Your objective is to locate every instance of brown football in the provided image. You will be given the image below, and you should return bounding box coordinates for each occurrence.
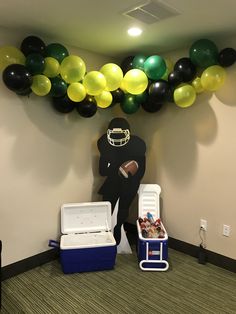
[119,160,139,178]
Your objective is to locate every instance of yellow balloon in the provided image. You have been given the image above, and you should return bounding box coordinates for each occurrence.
[100,63,123,91]
[201,65,226,91]
[31,75,51,96]
[161,69,169,81]
[43,57,60,78]
[174,84,196,108]
[161,57,174,80]
[0,46,25,71]
[122,69,148,95]
[119,79,128,93]
[67,83,86,102]
[60,55,86,83]
[95,91,113,108]
[192,77,204,94]
[83,71,106,96]
[165,57,174,71]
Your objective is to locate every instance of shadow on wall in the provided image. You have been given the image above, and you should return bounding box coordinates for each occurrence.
[0,85,112,186]
[158,95,218,186]
[91,154,102,202]
[17,96,83,185]
[90,91,218,190]
[215,65,236,106]
[121,91,218,187]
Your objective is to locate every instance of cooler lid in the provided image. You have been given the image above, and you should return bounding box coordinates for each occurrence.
[61,201,112,234]
[138,184,161,219]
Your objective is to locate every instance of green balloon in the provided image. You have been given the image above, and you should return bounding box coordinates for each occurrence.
[189,39,218,68]
[120,94,140,114]
[135,91,148,104]
[132,54,146,70]
[25,53,45,75]
[45,43,69,63]
[50,77,67,98]
[144,55,166,80]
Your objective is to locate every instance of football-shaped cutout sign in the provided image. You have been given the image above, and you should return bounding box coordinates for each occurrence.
[119,160,139,178]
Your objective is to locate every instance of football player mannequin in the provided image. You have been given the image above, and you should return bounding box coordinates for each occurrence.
[97,118,146,248]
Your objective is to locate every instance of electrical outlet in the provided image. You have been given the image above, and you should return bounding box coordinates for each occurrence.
[223,224,230,237]
[200,219,207,231]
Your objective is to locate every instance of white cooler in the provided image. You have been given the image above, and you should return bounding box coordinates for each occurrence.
[137,184,169,271]
[60,201,117,274]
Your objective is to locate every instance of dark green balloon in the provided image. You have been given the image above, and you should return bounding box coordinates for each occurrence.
[135,91,148,104]
[189,39,218,68]
[120,94,140,114]
[50,77,67,98]
[45,43,69,63]
[132,55,146,70]
[25,53,45,75]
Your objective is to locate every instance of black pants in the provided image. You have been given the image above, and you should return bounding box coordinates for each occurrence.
[102,188,137,245]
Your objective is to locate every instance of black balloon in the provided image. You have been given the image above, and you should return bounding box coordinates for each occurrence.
[2,64,32,93]
[111,88,125,105]
[168,70,183,87]
[21,35,46,56]
[16,87,32,96]
[167,86,175,103]
[52,95,75,113]
[141,97,163,113]
[149,80,170,103]
[76,96,97,118]
[120,55,134,74]
[174,57,197,82]
[218,48,236,67]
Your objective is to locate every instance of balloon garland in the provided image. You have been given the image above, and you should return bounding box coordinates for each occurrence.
[0,36,236,117]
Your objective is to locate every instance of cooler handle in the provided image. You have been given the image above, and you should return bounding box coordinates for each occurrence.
[48,239,60,248]
[139,259,169,271]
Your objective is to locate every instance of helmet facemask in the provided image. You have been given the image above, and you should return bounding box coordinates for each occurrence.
[107,128,130,146]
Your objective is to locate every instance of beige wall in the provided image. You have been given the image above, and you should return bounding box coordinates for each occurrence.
[0,28,115,266]
[128,37,236,260]
[1,28,236,266]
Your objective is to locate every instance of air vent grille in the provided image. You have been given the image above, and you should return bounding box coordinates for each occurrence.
[126,8,159,24]
[124,1,180,24]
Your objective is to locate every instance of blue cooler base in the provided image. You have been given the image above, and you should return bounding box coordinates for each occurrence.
[138,238,168,269]
[60,245,117,274]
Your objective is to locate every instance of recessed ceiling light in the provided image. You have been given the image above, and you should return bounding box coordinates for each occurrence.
[127,27,142,37]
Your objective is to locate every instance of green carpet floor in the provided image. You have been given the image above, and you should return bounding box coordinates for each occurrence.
[1,248,236,314]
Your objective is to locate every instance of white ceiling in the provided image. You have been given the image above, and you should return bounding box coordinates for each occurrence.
[0,0,236,58]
